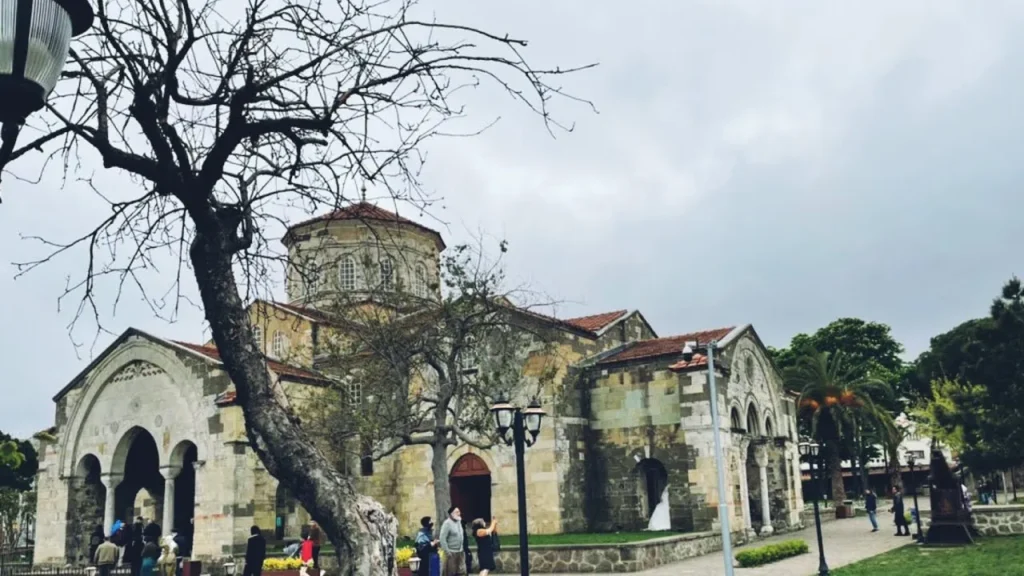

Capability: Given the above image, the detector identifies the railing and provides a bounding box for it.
[0,548,136,576]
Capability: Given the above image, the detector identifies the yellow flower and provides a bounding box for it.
[395,547,414,568]
[262,558,306,571]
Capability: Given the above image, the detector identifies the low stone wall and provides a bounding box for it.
[492,531,751,573]
[970,505,1024,536]
[800,508,840,527]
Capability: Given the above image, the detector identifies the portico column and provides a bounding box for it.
[101,473,124,537]
[161,466,181,533]
[737,439,754,537]
[755,444,773,535]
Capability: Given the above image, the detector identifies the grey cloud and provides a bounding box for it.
[3,1,1024,437]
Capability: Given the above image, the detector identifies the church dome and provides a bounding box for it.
[281,202,444,308]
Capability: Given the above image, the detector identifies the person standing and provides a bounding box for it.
[158,533,178,576]
[244,526,267,576]
[890,487,909,536]
[864,490,879,532]
[307,521,323,576]
[88,525,105,566]
[94,536,120,576]
[414,517,440,576]
[472,517,498,576]
[139,535,162,576]
[438,507,466,576]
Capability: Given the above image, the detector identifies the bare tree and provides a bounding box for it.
[0,0,591,572]
[315,240,560,524]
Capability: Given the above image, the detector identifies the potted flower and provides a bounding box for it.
[396,546,415,576]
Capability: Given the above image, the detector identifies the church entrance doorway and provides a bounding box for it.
[114,428,164,529]
[635,459,668,518]
[449,454,491,524]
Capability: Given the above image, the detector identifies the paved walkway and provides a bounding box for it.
[552,517,914,576]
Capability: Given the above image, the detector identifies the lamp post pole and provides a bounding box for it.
[705,342,735,576]
[491,396,545,576]
[907,455,923,541]
[813,452,830,576]
[800,441,829,576]
[512,409,530,576]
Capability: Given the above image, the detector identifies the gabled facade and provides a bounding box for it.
[33,204,804,568]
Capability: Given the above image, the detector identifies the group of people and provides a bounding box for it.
[90,516,183,576]
[415,507,499,576]
[863,481,974,536]
[863,488,915,536]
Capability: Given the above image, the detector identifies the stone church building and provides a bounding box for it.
[32,203,804,566]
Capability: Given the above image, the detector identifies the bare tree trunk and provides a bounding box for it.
[190,226,396,575]
[827,442,846,508]
[432,442,452,526]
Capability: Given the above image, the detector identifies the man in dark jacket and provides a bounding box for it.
[890,488,910,536]
[243,526,267,576]
[864,489,878,532]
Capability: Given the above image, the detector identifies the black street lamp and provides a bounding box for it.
[0,0,94,171]
[905,451,924,541]
[799,440,829,576]
[491,394,545,576]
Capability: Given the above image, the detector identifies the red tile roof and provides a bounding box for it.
[597,327,735,365]
[564,310,628,333]
[284,202,444,248]
[172,341,330,384]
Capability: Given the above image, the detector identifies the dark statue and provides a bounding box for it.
[924,449,974,546]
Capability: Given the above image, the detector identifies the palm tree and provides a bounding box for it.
[787,348,893,507]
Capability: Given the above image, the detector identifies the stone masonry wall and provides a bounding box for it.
[493,530,752,573]
[967,505,1024,536]
[583,361,695,532]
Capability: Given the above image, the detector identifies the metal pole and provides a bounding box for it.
[514,410,530,576]
[706,342,735,576]
[910,462,923,541]
[812,456,830,576]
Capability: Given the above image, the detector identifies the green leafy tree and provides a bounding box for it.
[787,348,893,507]
[771,318,909,404]
[0,435,36,492]
[0,488,35,551]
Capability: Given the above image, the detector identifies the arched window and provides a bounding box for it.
[302,263,321,296]
[252,326,263,353]
[272,331,289,359]
[339,256,356,291]
[765,416,774,437]
[379,257,394,291]
[413,264,427,298]
[730,407,743,431]
[746,404,760,436]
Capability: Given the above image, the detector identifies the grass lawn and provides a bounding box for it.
[832,536,1024,576]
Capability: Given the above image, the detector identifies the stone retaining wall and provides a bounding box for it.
[492,531,751,573]
[969,505,1024,536]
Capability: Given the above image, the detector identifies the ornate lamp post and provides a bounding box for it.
[905,451,924,541]
[0,0,94,172]
[491,395,545,576]
[680,339,735,576]
[799,440,829,576]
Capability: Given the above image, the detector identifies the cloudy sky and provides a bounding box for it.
[2,0,1023,438]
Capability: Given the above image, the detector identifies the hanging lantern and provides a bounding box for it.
[0,0,94,124]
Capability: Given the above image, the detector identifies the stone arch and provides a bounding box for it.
[274,482,309,541]
[65,454,105,565]
[634,458,669,519]
[449,453,492,525]
[746,403,761,436]
[764,414,775,438]
[168,440,198,552]
[112,427,163,527]
[730,406,744,430]
[58,338,207,479]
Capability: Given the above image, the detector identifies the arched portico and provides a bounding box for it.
[65,454,104,565]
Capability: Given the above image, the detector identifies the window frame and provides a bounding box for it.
[271,330,290,359]
[338,255,356,291]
